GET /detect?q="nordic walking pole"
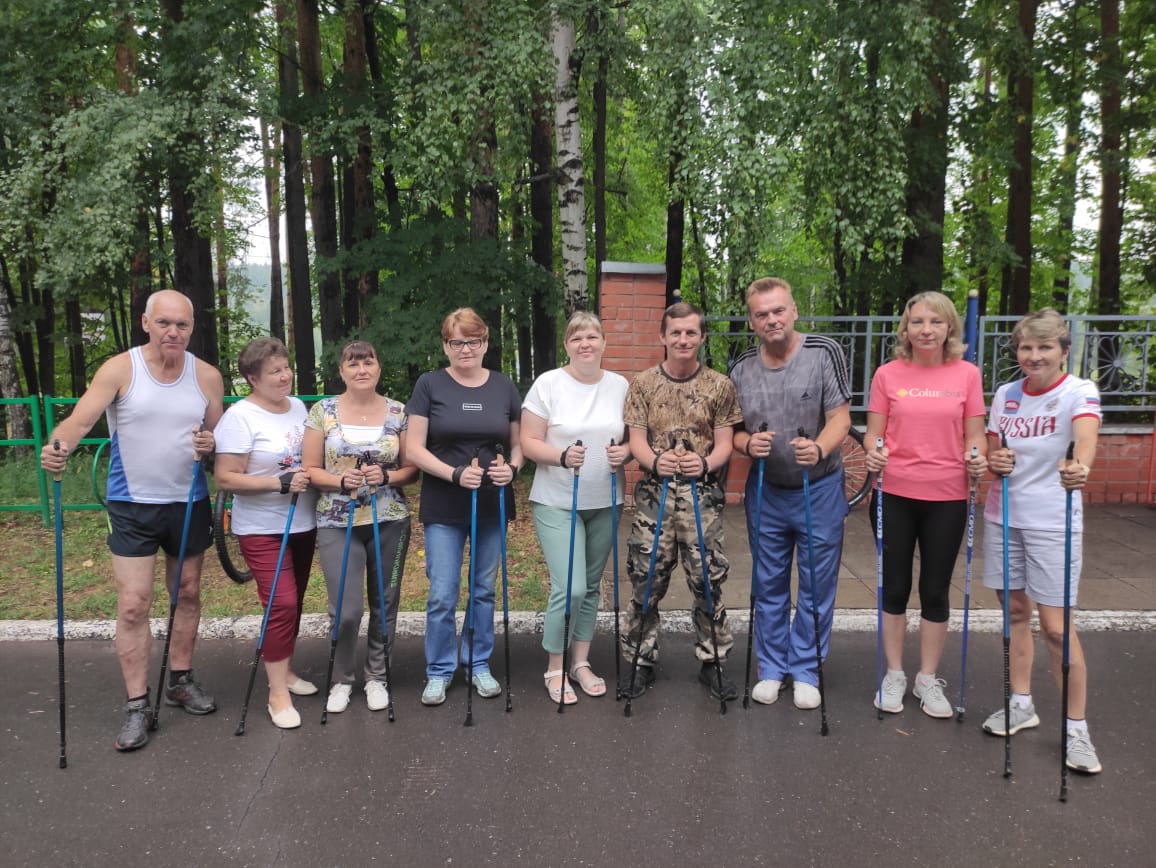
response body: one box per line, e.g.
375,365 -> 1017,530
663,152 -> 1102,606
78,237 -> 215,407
52,441 -> 67,768
321,496 -> 357,725
610,439 -> 623,700
956,446 -> 979,722
558,440 -> 583,714
1061,440 -> 1075,802
366,456 -> 397,723
465,450 -> 480,727
236,492 -> 299,736
798,429 -> 829,736
1000,432 -> 1013,778
874,436 -> 885,721
151,435 -> 203,732
624,473 -> 668,718
742,423 -> 768,710
685,439 -> 727,715
495,444 -> 513,712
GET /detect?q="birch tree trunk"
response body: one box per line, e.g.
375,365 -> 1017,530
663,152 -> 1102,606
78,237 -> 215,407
552,12 -> 588,314
0,277 -> 30,442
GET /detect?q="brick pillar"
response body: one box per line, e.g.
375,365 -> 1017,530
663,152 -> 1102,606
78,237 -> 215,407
598,262 -> 666,502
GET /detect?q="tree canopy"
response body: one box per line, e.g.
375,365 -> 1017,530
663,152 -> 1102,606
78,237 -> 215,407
1,0 -> 1152,409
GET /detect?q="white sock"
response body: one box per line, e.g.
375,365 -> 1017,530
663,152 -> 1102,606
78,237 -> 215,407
1068,718 -> 1089,734
916,671 -> 935,683
1011,693 -> 1032,708
888,668 -> 905,678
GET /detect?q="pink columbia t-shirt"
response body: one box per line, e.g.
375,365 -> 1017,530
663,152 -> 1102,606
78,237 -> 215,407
867,359 -> 986,501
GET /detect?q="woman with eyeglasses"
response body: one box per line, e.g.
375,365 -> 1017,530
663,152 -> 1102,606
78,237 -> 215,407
404,308 -> 524,707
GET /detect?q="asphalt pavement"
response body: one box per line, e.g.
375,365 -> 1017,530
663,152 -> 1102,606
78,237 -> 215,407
3,502 -> 1153,866
2,630 -> 1154,867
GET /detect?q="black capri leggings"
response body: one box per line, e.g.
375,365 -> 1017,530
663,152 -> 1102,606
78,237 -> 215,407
871,491 -> 967,623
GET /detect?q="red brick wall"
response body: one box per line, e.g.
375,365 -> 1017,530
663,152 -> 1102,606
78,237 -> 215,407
599,263 -> 667,499
597,263 -> 1156,507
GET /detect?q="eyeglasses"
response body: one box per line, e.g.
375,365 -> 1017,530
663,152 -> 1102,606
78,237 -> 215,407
447,338 -> 484,351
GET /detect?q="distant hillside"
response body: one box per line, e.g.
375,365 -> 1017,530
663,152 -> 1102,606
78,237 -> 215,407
234,261 -> 275,328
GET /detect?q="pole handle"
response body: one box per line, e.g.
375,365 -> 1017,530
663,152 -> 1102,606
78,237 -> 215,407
53,439 -> 64,483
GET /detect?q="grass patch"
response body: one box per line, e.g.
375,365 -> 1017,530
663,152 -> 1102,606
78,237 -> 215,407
0,475 -> 553,621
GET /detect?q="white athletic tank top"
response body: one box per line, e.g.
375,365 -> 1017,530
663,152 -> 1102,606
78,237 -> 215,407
105,347 -> 210,504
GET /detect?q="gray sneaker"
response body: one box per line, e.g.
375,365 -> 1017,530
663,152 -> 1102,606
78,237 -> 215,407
982,702 -> 1041,736
471,670 -> 502,698
1066,729 -> 1103,774
164,671 -> 217,715
114,697 -> 153,752
421,677 -> 449,706
913,675 -> 953,719
873,671 -> 907,714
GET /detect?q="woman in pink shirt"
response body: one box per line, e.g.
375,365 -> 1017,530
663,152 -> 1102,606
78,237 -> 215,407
864,291 -> 987,719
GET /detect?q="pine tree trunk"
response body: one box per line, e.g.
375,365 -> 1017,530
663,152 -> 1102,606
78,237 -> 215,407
1001,0 -> 1037,316
278,0 -> 316,394
1097,0 -> 1122,317
260,116 -> 285,342
297,0 -> 343,380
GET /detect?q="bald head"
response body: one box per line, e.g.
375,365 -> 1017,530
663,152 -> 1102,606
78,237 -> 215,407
144,290 -> 194,320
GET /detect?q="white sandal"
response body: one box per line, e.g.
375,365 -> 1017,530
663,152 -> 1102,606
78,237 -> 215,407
569,661 -> 607,697
543,670 -> 577,705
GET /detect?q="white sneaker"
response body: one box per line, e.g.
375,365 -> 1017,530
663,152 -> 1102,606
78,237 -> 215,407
793,682 -> 821,710
326,683 -> 352,713
750,679 -> 782,705
873,670 -> 907,714
913,674 -> 953,719
365,680 -> 389,711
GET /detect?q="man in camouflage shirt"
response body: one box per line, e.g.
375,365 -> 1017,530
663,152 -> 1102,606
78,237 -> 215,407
619,302 -> 743,701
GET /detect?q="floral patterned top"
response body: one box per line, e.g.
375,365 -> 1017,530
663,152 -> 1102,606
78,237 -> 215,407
305,396 -> 409,528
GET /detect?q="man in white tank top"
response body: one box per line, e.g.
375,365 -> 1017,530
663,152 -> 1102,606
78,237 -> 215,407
41,290 -> 224,752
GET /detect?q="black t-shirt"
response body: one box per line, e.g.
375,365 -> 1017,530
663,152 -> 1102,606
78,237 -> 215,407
407,368 -> 521,525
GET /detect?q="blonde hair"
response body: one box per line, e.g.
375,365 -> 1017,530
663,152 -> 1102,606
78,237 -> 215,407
564,310 -> 604,343
441,307 -> 489,341
745,277 -> 793,306
1011,308 -> 1071,352
894,291 -> 967,361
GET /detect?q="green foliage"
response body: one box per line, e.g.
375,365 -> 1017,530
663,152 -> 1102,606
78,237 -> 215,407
333,217 -> 558,399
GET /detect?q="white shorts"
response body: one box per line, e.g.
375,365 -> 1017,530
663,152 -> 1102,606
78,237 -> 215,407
982,521 -> 1083,608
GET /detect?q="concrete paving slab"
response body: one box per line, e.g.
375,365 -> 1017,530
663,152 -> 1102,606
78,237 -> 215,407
2,633 -> 1152,867
617,503 -> 1155,614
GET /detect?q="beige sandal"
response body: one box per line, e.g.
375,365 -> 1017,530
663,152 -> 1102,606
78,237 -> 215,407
569,661 -> 607,697
544,670 -> 577,705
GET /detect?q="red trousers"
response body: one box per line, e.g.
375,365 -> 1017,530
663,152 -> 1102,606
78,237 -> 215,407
239,530 -> 317,662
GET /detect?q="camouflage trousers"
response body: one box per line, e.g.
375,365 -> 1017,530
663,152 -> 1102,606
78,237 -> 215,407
620,475 -> 734,666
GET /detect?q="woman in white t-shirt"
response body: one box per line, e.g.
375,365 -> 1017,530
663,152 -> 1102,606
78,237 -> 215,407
215,338 -> 318,730
302,341 -> 418,717
981,309 -> 1103,774
520,312 -> 631,704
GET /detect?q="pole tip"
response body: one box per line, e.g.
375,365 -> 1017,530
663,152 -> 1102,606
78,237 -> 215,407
968,288 -> 979,298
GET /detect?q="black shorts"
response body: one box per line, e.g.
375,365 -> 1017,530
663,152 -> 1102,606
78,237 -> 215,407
106,498 -> 213,559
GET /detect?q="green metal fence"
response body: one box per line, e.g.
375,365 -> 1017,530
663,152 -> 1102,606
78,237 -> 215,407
7,394 -> 328,526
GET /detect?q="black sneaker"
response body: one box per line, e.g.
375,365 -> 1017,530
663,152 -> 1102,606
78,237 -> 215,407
164,671 -> 217,715
114,697 -> 153,752
699,661 -> 738,701
617,664 -> 656,699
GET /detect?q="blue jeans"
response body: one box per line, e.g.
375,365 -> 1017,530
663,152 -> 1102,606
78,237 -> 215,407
423,521 -> 501,681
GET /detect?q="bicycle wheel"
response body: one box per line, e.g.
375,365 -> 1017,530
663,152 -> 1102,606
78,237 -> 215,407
842,427 -> 871,508
213,490 -> 252,584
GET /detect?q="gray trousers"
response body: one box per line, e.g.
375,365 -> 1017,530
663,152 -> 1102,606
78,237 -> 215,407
318,517 -> 410,685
